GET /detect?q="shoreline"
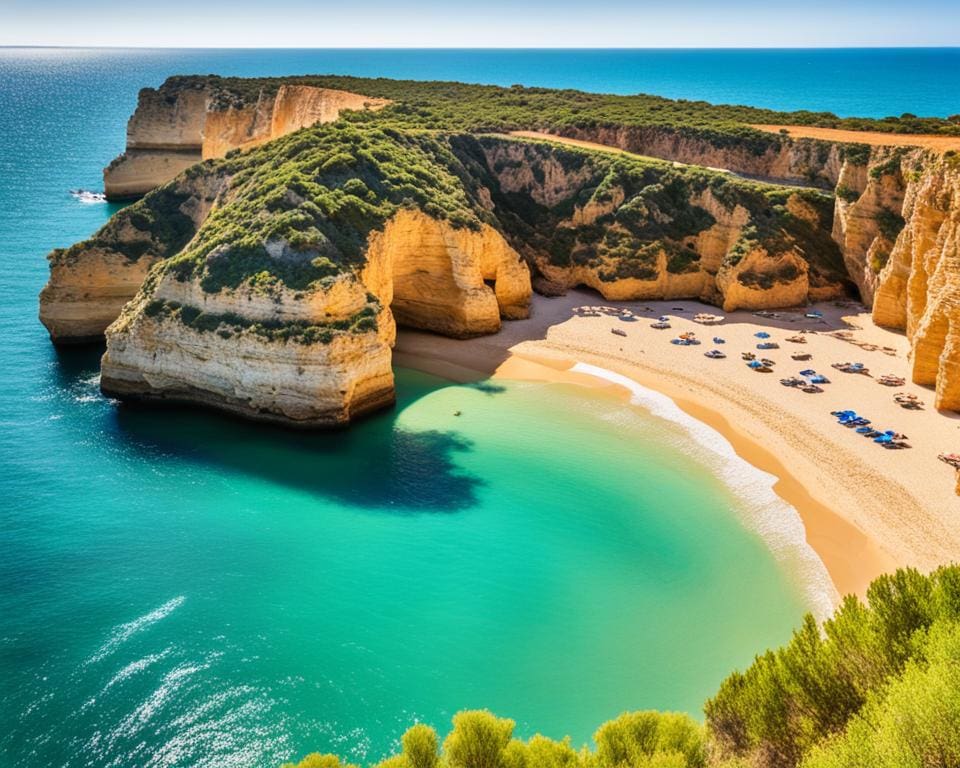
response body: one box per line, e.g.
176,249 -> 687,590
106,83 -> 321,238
396,290 -> 960,602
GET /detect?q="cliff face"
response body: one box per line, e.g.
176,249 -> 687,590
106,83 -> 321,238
46,71 -> 960,422
551,124 -> 846,188
100,263 -> 397,428
872,156 -> 960,410
100,210 -> 528,426
479,139 -> 849,312
104,84 -> 389,198
364,210 -> 530,338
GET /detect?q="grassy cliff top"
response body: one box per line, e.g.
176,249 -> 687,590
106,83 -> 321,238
158,73 -> 960,142
72,120 -> 845,296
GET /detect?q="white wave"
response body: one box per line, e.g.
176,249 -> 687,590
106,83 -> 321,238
70,188 -> 107,204
86,597 -> 185,665
571,362 -> 838,619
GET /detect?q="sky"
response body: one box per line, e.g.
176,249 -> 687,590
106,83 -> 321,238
2,0 -> 958,48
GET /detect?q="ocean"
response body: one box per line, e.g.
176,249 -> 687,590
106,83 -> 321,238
0,47 -> 949,767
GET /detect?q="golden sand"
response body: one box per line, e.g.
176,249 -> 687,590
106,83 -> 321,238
396,291 -> 960,600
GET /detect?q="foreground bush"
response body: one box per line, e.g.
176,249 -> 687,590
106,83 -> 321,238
281,710 -> 705,768
705,565 -> 960,767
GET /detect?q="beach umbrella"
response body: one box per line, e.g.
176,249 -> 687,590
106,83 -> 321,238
747,360 -> 762,369
755,331 -> 770,339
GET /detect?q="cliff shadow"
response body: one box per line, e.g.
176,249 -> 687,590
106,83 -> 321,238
107,371 -> 484,514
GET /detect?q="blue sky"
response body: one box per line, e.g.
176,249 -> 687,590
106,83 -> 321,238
3,0 -> 958,47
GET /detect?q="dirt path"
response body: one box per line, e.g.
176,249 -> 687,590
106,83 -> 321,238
502,130 -> 823,189
751,124 -> 960,152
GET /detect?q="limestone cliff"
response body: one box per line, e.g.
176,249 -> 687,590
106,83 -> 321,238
550,124 -> 846,188
104,82 -> 388,198
477,138 -> 849,312
364,211 -> 530,338
100,209 -> 527,426
40,172 -> 228,342
100,263 -> 397,428
872,155 -> 960,410
44,72 -> 960,421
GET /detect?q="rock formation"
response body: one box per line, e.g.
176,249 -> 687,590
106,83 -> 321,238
99,208 -> 527,426
478,138 -> 849,312
872,155 -> 960,410
41,173 -> 228,343
40,74 -> 960,421
104,81 -> 389,199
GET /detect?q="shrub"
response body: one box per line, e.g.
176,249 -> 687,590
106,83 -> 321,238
875,209 -> 905,241
834,185 -> 858,203
595,711 -> 706,768
442,711 -> 515,768
401,724 -> 439,768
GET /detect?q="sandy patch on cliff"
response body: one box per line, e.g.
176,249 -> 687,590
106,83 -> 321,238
751,125 -> 960,152
396,291 -> 960,601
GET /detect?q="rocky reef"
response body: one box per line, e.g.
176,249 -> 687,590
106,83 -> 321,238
40,75 -> 960,423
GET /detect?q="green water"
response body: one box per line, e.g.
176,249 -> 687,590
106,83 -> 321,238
0,48 -> 830,767
2,354 -> 814,766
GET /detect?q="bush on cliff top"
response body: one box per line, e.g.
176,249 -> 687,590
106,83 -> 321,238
162,123 -> 493,292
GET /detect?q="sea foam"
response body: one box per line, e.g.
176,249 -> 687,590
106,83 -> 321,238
571,362 -> 838,619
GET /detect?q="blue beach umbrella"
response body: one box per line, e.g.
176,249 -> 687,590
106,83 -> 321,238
755,331 -> 771,338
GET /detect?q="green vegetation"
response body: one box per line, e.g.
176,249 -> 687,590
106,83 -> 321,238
282,709 -> 706,768
51,184 -> 202,265
143,298 -> 380,343
833,185 -> 858,203
868,149 -> 908,180
869,249 -> 891,274
875,208 -> 906,242
707,565 -> 960,768
81,119 -> 847,310
166,124 -> 493,293
282,566 -> 960,768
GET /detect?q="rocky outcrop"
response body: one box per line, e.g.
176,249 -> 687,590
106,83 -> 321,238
40,173 -> 228,343
480,139 -> 849,312
872,156 -> 960,410
830,151 -> 911,304
100,268 -> 396,428
99,210 -> 528,426
104,83 -> 389,198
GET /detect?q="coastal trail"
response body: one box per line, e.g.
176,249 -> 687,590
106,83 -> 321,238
501,130 -> 825,188
750,124 -> 960,152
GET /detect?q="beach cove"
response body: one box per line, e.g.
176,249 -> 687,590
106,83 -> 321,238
397,290 -> 958,599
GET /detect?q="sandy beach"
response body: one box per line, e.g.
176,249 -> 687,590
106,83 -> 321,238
396,290 -> 960,600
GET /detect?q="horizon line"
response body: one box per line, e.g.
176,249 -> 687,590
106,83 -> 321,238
4,44 -> 960,51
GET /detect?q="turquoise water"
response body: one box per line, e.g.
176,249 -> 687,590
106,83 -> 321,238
1,47 -> 941,766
